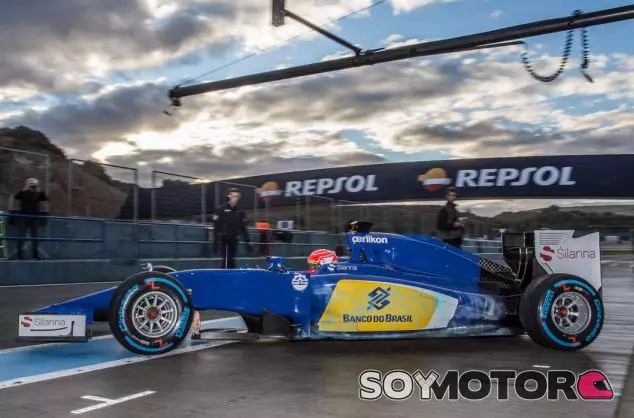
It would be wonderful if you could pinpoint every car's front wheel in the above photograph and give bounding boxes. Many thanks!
[108,271,193,355]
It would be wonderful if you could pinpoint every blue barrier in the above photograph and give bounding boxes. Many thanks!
[0,213,343,261]
[0,213,507,285]
[0,213,505,260]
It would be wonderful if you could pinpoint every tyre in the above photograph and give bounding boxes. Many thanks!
[519,273,604,351]
[108,271,194,355]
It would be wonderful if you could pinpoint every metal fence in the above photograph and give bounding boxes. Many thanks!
[150,170,207,223]
[67,159,139,220]
[0,213,341,261]
[3,146,634,241]
[0,147,51,211]
[0,147,470,234]
[3,212,633,263]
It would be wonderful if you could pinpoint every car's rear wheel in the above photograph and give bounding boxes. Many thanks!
[519,273,603,351]
[108,271,193,355]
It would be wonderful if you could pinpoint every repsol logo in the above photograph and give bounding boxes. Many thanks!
[284,175,378,196]
[455,166,576,188]
[352,235,388,244]
[343,314,413,323]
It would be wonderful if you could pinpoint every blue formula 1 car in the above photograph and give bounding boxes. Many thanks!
[16,221,605,355]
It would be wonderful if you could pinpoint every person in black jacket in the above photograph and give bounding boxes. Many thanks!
[8,178,48,259]
[436,187,467,248]
[212,188,252,268]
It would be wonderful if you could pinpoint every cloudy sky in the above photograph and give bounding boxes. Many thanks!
[1,0,633,216]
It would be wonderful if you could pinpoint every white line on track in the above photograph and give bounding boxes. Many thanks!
[71,391,156,414]
[0,317,241,355]
[532,364,551,369]
[0,340,235,390]
[0,335,114,354]
[0,317,242,390]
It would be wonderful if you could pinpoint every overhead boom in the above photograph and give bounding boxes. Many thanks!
[168,5,634,105]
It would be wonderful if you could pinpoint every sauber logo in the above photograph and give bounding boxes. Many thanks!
[540,245,597,261]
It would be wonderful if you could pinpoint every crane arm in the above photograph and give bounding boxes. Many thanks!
[168,5,634,105]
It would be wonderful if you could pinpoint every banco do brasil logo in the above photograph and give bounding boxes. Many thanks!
[368,287,391,311]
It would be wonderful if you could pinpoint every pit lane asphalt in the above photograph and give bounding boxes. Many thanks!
[1,255,633,418]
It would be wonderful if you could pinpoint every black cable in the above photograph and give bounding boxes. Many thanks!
[175,0,388,88]
[520,9,593,83]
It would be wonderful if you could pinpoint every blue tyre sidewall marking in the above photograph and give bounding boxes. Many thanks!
[541,320,580,348]
[175,307,191,339]
[540,278,601,348]
[118,284,140,333]
[144,277,188,303]
[117,277,190,353]
[540,289,555,320]
[124,336,174,353]
[554,279,596,297]
[585,298,603,343]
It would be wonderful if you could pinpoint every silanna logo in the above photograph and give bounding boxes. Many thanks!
[20,316,69,331]
[418,168,451,191]
[540,245,597,261]
[368,287,391,311]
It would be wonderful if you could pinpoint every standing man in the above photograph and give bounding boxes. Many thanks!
[8,178,48,259]
[436,187,466,249]
[212,188,252,268]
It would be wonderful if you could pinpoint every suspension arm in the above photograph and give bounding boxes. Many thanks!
[168,5,634,103]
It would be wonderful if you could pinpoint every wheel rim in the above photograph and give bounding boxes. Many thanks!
[131,291,179,339]
[550,291,592,335]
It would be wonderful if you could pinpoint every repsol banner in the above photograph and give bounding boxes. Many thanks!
[121,154,634,219]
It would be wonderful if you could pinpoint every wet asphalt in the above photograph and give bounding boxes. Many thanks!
[0,255,633,418]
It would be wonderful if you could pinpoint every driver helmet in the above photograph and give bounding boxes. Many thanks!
[307,249,339,273]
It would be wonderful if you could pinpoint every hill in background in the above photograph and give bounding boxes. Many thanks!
[1,125,633,236]
[0,126,128,218]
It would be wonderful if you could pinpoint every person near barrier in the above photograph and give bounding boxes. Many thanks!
[436,187,467,249]
[212,188,252,268]
[255,222,271,257]
[8,178,48,260]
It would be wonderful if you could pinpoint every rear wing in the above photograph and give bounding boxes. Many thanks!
[502,230,602,292]
[533,230,602,291]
